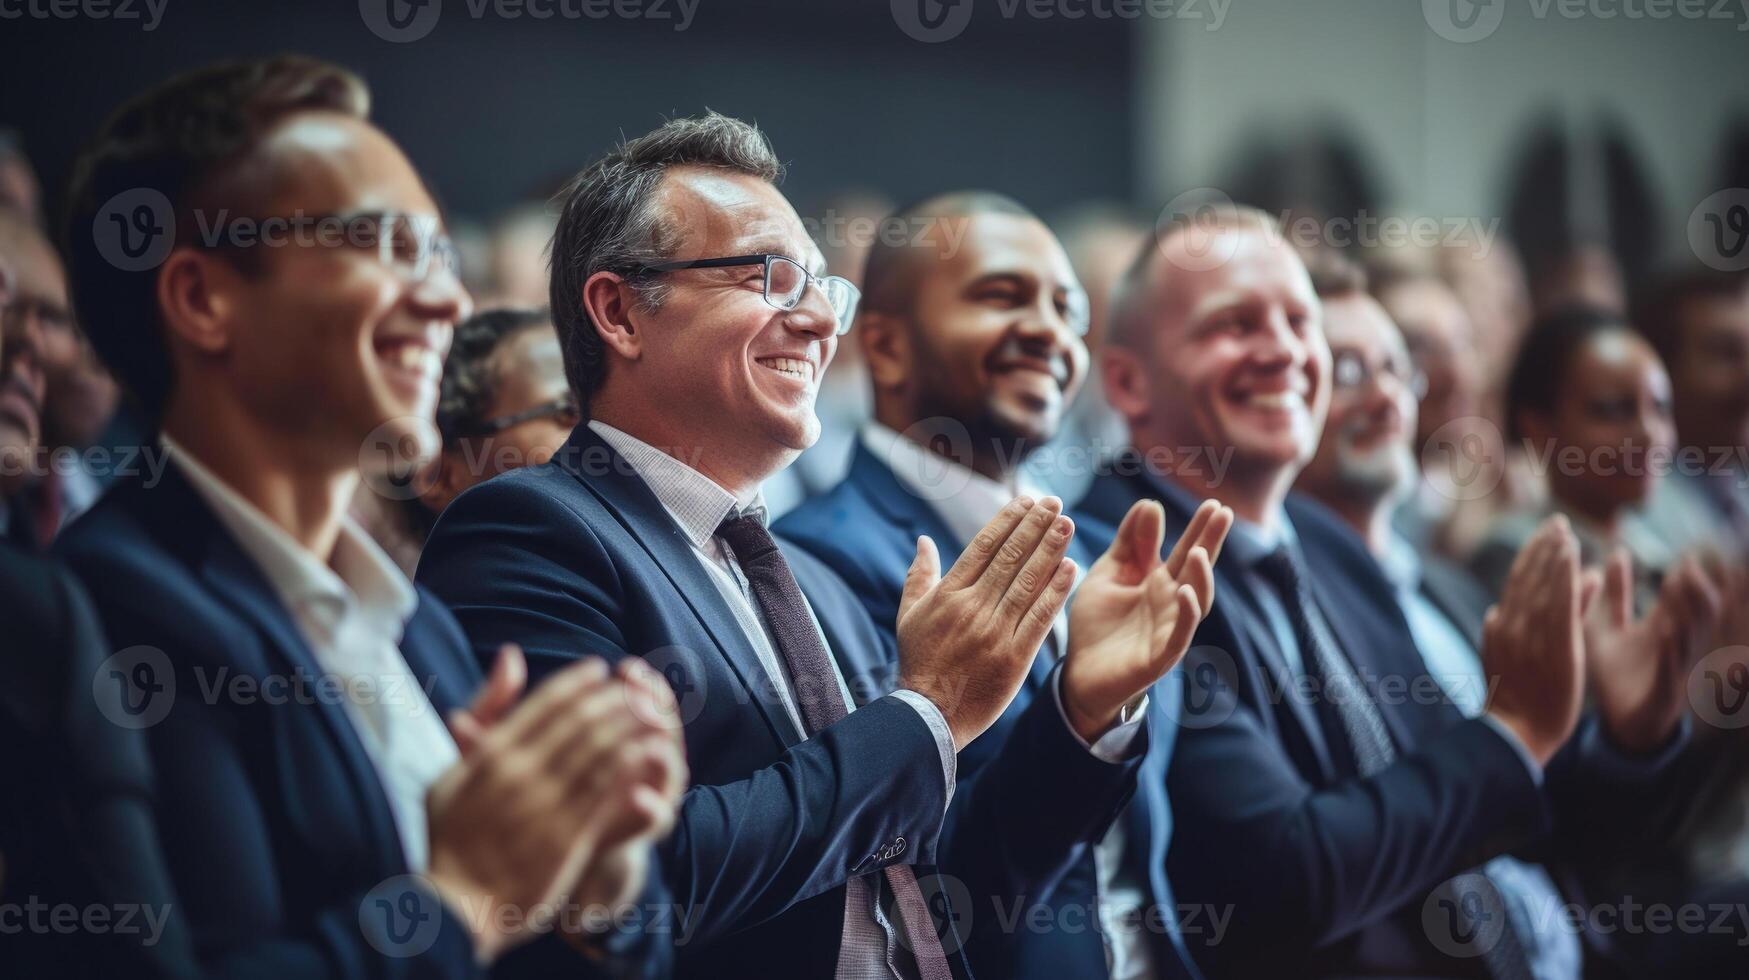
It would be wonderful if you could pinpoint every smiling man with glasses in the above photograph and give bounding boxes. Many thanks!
[418,112,1217,980]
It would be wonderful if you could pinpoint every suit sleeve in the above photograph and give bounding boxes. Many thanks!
[1164,636,1551,973]
[781,529,1143,914]
[417,480,951,944]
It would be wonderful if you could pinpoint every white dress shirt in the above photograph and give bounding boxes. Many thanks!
[861,423,1153,980]
[589,421,955,980]
[164,436,460,872]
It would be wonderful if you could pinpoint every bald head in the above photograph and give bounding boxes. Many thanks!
[1107,203,1282,353]
[860,190,1037,319]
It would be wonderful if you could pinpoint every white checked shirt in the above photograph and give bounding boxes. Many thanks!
[861,423,1153,980]
[590,421,956,980]
[164,436,460,871]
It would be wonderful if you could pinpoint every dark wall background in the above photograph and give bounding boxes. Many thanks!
[0,0,1138,224]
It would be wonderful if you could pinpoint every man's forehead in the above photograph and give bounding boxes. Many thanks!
[949,212,1077,284]
[1162,230,1311,311]
[660,167,818,265]
[252,112,438,218]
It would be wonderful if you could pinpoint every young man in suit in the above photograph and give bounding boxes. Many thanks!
[55,55,684,978]
[777,191,1228,980]
[1075,208,1717,978]
[418,117,1208,980]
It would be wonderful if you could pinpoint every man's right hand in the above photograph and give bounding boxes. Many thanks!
[424,654,685,964]
[896,495,1077,750]
[1481,516,1586,767]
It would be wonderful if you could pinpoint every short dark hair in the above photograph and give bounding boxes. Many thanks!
[1631,266,1749,366]
[1503,305,1634,441]
[548,112,783,411]
[435,306,553,445]
[63,55,369,428]
[860,190,1037,318]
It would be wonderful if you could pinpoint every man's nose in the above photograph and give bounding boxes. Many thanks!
[408,268,474,325]
[783,280,838,340]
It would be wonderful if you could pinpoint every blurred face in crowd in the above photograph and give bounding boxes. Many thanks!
[1297,292,1419,512]
[0,254,46,495]
[1375,276,1479,454]
[425,322,575,513]
[1666,288,1749,451]
[611,166,838,477]
[865,210,1089,461]
[1107,222,1328,496]
[0,213,117,449]
[1522,329,1674,522]
[159,111,470,471]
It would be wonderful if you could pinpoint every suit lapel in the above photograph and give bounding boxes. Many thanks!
[561,426,804,746]
[158,463,407,871]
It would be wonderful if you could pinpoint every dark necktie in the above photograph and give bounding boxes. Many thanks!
[1255,546,1534,980]
[715,512,954,980]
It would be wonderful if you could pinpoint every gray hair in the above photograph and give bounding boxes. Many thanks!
[548,112,784,406]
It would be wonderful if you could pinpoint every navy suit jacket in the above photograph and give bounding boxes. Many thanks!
[1077,464,1556,978]
[0,546,196,979]
[1080,464,1686,977]
[417,426,975,980]
[776,443,1201,980]
[55,462,665,980]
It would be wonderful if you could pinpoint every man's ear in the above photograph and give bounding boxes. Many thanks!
[581,271,643,361]
[1102,344,1150,429]
[858,309,911,393]
[156,248,238,354]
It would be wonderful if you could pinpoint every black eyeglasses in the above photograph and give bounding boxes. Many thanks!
[635,253,860,335]
[452,394,580,439]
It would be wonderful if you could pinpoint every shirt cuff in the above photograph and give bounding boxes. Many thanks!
[1580,713,1692,778]
[889,689,958,810]
[1480,712,1545,786]
[1050,662,1147,763]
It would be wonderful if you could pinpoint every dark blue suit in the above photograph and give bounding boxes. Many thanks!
[1078,461,1687,977]
[54,462,665,980]
[417,426,975,979]
[776,443,1200,980]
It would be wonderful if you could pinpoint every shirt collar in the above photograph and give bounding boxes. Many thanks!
[588,420,766,547]
[162,435,417,628]
[860,422,1043,548]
